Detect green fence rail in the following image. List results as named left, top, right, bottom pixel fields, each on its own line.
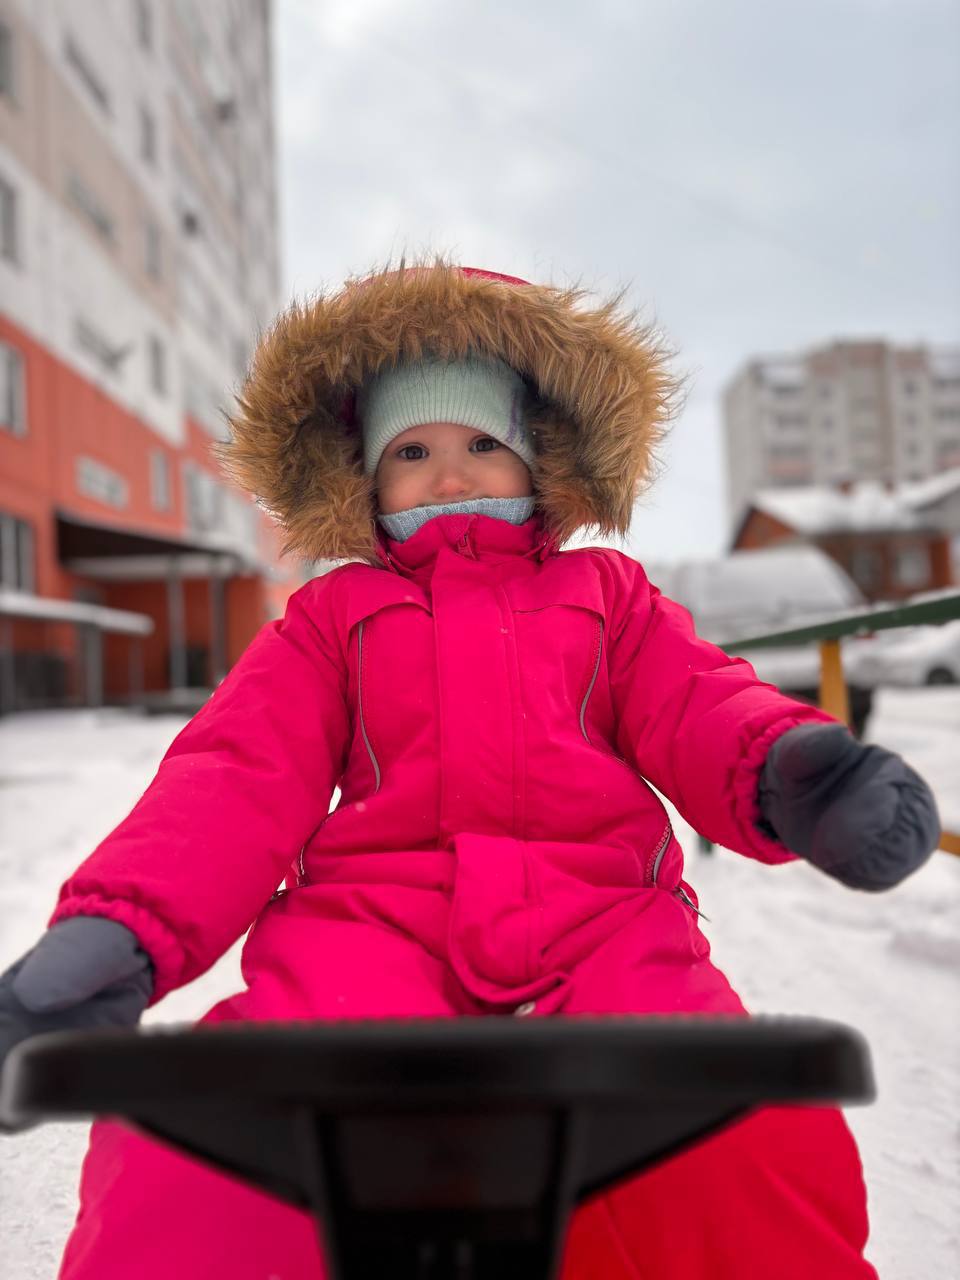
left=726, top=589, right=960, bottom=859
left=728, top=590, right=960, bottom=650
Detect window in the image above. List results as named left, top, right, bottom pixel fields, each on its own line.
left=134, top=0, right=153, bottom=52
left=150, top=449, right=171, bottom=511
left=183, top=461, right=223, bottom=533
left=0, top=19, right=16, bottom=102
left=139, top=103, right=157, bottom=165
left=849, top=548, right=883, bottom=593
left=66, top=171, right=115, bottom=243
left=894, top=546, right=930, bottom=590
left=148, top=334, right=166, bottom=395
left=74, top=317, right=131, bottom=374
left=144, top=217, right=161, bottom=279
left=63, top=34, right=110, bottom=115
left=76, top=456, right=129, bottom=509
left=821, top=417, right=834, bottom=430
left=0, top=511, right=34, bottom=591
left=0, top=171, right=17, bottom=263
left=0, top=340, right=25, bottom=434
left=902, top=379, right=917, bottom=396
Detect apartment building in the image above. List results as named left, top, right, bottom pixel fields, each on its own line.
left=723, top=340, right=960, bottom=531
left=0, top=0, right=298, bottom=710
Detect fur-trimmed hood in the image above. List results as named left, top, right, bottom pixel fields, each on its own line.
left=220, top=261, right=681, bottom=564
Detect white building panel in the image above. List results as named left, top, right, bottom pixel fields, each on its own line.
left=51, top=199, right=184, bottom=445
left=0, top=147, right=54, bottom=342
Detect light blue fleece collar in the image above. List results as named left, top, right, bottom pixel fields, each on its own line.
left=377, top=496, right=537, bottom=542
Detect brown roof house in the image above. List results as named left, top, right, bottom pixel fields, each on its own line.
left=731, top=470, right=960, bottom=602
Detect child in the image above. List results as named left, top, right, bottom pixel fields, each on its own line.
left=0, top=262, right=939, bottom=1279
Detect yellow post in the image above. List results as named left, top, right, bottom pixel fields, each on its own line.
left=818, top=638, right=851, bottom=725
left=814, top=641, right=960, bottom=857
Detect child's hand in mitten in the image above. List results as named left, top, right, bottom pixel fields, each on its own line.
left=0, top=917, right=153, bottom=1132
left=757, top=723, right=940, bottom=891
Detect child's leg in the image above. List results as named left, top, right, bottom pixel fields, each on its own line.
left=60, top=1119, right=326, bottom=1280
left=59, top=919, right=470, bottom=1280
left=559, top=1106, right=876, bottom=1280
left=557, top=910, right=877, bottom=1279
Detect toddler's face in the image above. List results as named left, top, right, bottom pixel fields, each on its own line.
left=375, top=421, right=533, bottom=514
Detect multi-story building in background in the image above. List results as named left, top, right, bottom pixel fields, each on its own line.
left=0, top=0, right=298, bottom=712
left=723, top=340, right=960, bottom=530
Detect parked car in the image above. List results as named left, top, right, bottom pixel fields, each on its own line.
left=847, top=620, right=960, bottom=688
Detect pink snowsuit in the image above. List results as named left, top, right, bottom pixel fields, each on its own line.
left=52, top=513, right=876, bottom=1279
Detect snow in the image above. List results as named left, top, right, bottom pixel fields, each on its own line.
left=643, top=544, right=864, bottom=645
left=0, top=587, right=153, bottom=634
left=1, top=696, right=959, bottom=1277
left=903, top=468, right=960, bottom=511
left=745, top=466, right=960, bottom=537
left=752, top=483, right=921, bottom=535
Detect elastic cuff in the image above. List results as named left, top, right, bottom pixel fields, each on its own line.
left=732, top=708, right=837, bottom=864
left=48, top=896, right=186, bottom=1005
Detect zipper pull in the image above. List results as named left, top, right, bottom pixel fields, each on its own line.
left=675, top=885, right=710, bottom=921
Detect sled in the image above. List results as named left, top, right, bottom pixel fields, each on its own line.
left=1, top=1015, right=873, bottom=1280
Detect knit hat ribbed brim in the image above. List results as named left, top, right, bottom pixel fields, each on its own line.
left=360, top=355, right=535, bottom=474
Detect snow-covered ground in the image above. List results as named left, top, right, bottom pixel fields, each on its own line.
left=1, top=691, right=958, bottom=1278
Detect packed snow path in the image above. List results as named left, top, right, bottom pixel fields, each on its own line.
left=1, top=691, right=958, bottom=1278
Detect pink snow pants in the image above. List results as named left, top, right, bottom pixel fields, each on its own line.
left=58, top=910, right=877, bottom=1280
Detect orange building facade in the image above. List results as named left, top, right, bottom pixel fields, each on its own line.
left=1, top=310, right=301, bottom=710
left=0, top=1, right=301, bottom=713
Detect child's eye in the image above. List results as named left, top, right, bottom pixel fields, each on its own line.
left=471, top=437, right=500, bottom=453
left=396, top=444, right=426, bottom=461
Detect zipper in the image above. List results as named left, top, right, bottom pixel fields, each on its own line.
left=357, top=620, right=381, bottom=792
left=579, top=619, right=604, bottom=742
left=646, top=821, right=672, bottom=885
left=675, top=884, right=710, bottom=921
left=578, top=623, right=679, bottom=900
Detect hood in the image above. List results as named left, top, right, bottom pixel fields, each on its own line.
left=220, top=260, right=681, bottom=563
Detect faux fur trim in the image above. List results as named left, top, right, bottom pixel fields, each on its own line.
left=219, top=259, right=682, bottom=564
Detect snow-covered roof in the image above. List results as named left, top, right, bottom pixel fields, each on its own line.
left=644, top=544, right=863, bottom=643
left=901, top=469, right=960, bottom=510
left=745, top=472, right=960, bottom=535
left=747, top=471, right=960, bottom=540
left=750, top=483, right=916, bottom=534
left=0, top=588, right=154, bottom=635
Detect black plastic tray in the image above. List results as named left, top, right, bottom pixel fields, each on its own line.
left=1, top=1015, right=874, bottom=1279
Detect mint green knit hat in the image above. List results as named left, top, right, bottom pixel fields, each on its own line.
left=359, top=354, right=534, bottom=475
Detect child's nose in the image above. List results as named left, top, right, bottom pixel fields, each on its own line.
left=432, top=460, right=473, bottom=498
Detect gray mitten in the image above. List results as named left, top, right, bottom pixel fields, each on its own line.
left=758, top=723, right=940, bottom=891
left=0, top=917, right=153, bottom=1131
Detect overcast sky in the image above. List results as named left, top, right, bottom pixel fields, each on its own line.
left=274, top=0, right=959, bottom=562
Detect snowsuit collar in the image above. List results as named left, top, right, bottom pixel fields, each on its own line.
left=377, top=512, right=555, bottom=584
